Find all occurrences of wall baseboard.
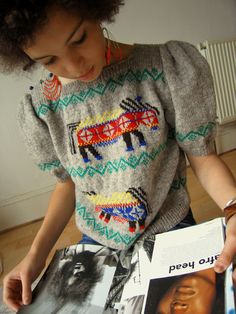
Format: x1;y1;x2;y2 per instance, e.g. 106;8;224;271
0;185;54;232
215;122;236;154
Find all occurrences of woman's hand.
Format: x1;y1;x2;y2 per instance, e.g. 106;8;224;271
187;153;236;282
3;179;76;312
214;214;236;282
3;252;45;312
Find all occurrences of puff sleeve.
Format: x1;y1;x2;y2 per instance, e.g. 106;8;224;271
18;93;70;182
160;41;217;156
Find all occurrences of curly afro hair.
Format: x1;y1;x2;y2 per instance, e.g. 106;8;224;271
0;0;124;73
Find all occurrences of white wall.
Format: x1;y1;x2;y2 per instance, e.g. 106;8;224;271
109;0;236;45
1;0;236;230
0;71;56;230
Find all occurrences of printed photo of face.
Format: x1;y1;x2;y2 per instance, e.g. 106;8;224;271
144;268;225;314
157;269;216;314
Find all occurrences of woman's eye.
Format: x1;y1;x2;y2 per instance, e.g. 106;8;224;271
74;262;85;273
42;32;87;66
44;57;56;66
73;32;87;45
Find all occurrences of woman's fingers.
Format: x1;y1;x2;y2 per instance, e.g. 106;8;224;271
21;271;32;305
3;277;23;312
214;216;236;275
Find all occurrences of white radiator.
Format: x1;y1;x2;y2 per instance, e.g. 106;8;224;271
198;40;236;125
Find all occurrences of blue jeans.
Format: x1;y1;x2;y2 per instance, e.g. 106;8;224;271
79;233;100;245
169;208;196;231
79;209;196;245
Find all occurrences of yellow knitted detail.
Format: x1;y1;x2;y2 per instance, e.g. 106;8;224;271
87;191;137;205
76;108;123;131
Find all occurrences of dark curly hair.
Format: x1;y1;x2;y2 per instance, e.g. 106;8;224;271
0;0;124;73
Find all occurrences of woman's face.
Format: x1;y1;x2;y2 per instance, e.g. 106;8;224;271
156;269;216;314
23;5;107;81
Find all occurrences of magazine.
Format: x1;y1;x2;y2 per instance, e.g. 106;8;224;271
18;218;235;314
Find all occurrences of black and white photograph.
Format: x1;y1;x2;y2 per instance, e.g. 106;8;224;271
18;244;117;314
109;237;155;313
118;295;145;314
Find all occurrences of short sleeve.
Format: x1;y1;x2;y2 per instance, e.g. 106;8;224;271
160;41;217;156
18;93;70;182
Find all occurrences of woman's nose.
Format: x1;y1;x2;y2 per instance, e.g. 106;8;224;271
63;53;85;75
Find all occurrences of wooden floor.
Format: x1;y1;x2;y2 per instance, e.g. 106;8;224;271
0;150;235;286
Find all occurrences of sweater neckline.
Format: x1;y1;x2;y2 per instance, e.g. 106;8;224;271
59;43;141;96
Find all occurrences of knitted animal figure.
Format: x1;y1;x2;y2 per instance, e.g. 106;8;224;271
68;96;159;162
85;187;150;232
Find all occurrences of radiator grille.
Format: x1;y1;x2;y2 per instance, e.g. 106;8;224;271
199;40;236;124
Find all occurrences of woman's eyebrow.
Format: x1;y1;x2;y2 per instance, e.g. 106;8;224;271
65;19;83;45
33;19;83;61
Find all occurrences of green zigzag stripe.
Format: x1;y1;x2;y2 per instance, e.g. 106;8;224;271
176;122;216;142
171;177;186;189
36;68;164;117
38;160;62;171
67;142;167;178
76;203;139;246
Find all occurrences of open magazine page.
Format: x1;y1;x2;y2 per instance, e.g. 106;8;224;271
16;218;235;314
17;244;117;314
111;237;155;314
142;218;235;314
150;218;225;278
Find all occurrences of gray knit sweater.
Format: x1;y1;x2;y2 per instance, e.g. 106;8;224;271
18;41;216;250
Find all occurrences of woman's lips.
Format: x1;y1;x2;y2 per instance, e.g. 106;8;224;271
175;286;196;295
173;286;197;301
78;66;94;81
